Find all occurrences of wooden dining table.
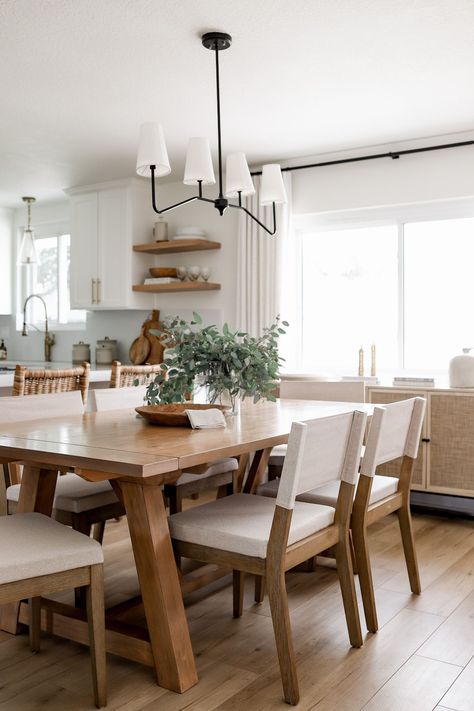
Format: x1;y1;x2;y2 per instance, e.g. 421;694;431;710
0;397;373;694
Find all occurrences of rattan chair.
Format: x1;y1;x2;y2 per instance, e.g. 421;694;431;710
13;361;90;404
109;360;163;388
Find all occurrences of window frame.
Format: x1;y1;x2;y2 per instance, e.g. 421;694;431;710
292;198;474;375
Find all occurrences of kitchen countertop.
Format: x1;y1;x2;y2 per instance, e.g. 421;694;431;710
0;361;113;389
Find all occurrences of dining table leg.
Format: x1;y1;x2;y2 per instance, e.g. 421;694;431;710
0;465;58;634
119;479;198;693
243;447;273;494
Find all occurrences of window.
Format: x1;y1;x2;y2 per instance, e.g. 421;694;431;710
20;232;86;328
295;212;474;374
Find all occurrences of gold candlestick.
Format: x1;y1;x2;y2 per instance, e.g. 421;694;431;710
358;347;364;376
371;344;376;377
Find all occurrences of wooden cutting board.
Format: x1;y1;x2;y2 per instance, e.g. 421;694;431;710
129;327;151;365
142;310;164;365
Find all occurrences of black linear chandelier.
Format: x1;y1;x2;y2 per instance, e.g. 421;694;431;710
136;32;287;236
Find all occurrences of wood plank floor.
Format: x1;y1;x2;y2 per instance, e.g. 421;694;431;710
1;504;474;710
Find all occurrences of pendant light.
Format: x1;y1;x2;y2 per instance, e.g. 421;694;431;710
137;32;287;236
18;197;38;265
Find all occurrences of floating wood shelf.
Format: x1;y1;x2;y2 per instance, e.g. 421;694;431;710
133;282;221;294
133;239;221;255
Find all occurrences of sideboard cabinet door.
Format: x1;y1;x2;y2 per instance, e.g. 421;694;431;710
429;393;474;496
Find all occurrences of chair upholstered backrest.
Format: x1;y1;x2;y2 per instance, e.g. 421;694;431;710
109;361;162;388
280;379;365;403
276;410;367;510
91;385;148;412
361;397;426;477
0;390;84;424
12;362;90;404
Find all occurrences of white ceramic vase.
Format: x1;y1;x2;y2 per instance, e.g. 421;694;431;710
449;348;474;388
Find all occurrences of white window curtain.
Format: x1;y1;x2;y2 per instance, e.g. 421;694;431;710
236;172;294;345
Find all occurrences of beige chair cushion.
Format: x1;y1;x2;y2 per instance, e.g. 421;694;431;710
7;473;118;514
174;457;238;487
268;444;287;466
0;512;103;584
170;492;335;559
258;474;399;507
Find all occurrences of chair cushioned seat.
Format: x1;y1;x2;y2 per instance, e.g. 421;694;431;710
0;512;103;584
7;473;119;514
174;457;238;487
258;474;399;507
268;444;287;466
169;492;335;558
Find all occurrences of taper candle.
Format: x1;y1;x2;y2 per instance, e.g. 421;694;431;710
371;344;376;377
358;347;364;376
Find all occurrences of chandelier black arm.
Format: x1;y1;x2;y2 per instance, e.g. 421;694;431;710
150;165;202;215
228;201;277;236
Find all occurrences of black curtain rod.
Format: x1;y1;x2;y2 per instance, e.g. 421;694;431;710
250;139;474;177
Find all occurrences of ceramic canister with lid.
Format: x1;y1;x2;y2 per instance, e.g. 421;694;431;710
449;348;474;387
95;337;118;365
72;341;91;363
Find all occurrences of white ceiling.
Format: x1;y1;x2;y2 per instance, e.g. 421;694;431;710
1;0;473;207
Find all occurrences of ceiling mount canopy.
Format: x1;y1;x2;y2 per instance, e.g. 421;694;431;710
18;196;38;265
136;31;287;236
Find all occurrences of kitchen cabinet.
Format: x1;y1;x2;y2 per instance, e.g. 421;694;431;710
367;386;474;497
67;180;151;310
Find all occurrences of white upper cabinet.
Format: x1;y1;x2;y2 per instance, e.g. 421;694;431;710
67;180;151;310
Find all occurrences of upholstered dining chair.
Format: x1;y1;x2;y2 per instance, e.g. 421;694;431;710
103;371;239;515
170;410;367;705
267;379;366;478
3;391;125;545
260;397;426;634
0;512;106;707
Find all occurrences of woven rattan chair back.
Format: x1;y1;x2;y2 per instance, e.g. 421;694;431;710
109;360;162;388
12;362;90;405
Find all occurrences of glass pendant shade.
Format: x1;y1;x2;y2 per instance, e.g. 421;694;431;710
183;137;216;185
225;152;255;197
136;122;171;177
18;228;37;265
259;164;287;205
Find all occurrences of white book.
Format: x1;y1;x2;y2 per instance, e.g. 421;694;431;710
143;277;181;285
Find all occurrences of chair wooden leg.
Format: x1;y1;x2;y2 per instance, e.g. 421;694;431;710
29;597;41;653
266;569;299;705
351;520;378;633
72;516;93;608
168;488;182;515
349;530;358;575
86;565;107;709
398;504;421;594
233;570;245;618
334;534;363;648
93;521;106;544
254;575;265;603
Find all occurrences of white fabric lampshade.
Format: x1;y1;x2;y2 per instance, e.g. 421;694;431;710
183;137;215;185
259;164;287;205
225;152;255;197
136;122;171;178
17;228;37;265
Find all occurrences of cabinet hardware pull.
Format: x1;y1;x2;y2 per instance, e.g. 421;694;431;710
96;278;101;304
91;278;96;304
421;437;431;443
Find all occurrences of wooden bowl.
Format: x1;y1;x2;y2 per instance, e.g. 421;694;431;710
149;267;178;278
135;402;229;427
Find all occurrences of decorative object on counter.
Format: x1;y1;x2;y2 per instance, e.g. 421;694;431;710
149;267;178;278
135;402;229;427
449;348;474;387
371;344;376;377
144;311;287;415
136;32;286;235
95;337;118;366
18;196;38;265
358;346;364;376
21;293;55;362
72;341;91;364
342;375;379;384
0;339;7;360
200;266;210;282
153;219;168;241
128;311;164;365
129;327;151;365
392;376;435;387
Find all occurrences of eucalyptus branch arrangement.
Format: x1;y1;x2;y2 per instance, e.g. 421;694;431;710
144;313;288;409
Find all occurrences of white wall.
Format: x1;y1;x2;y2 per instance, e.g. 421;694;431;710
290;139;474;215
0;207;12;316
0;180;239;363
